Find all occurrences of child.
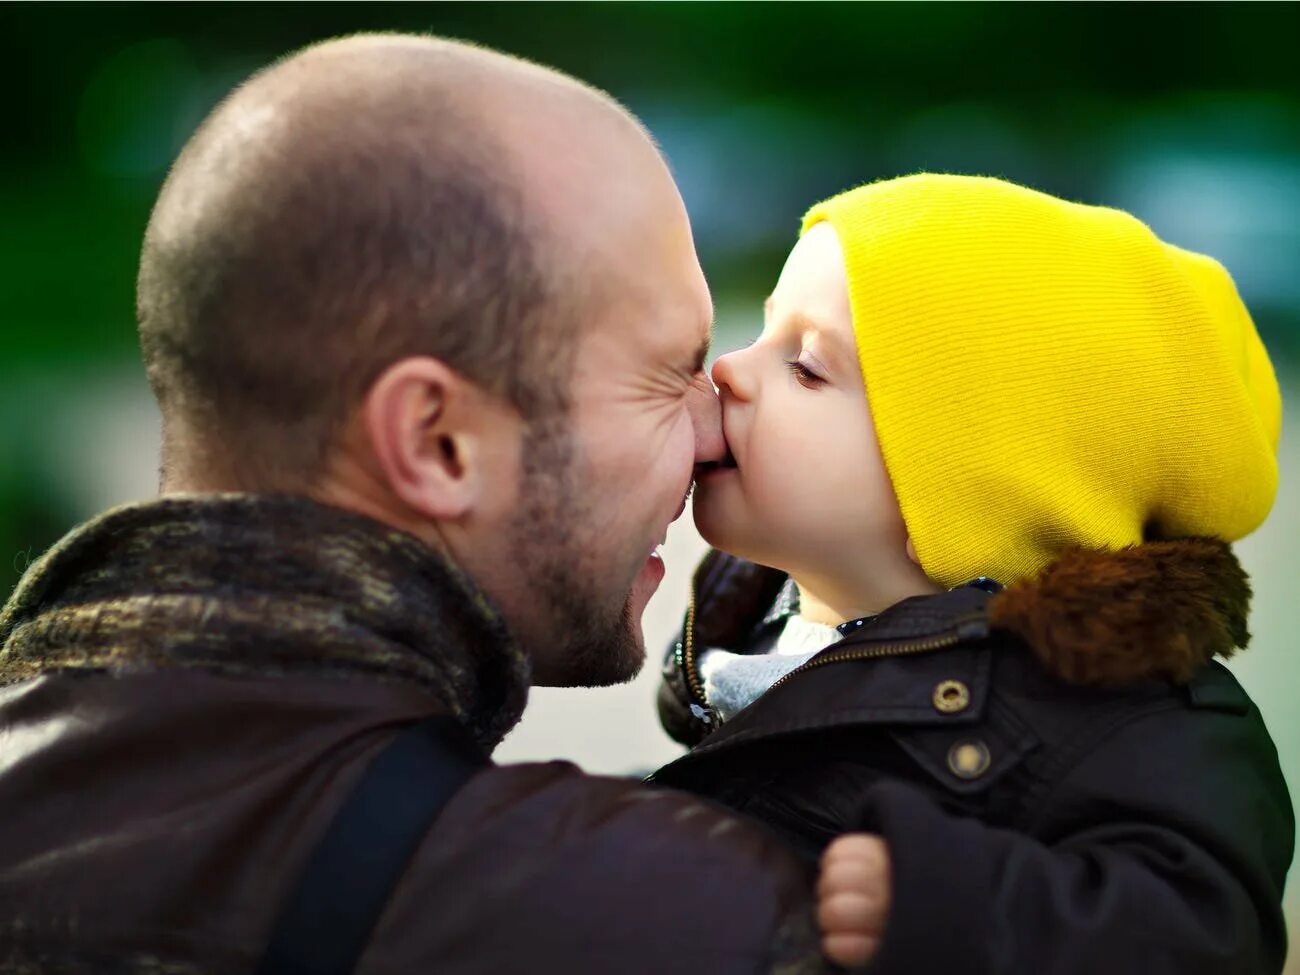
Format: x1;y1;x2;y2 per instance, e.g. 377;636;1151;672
651;175;1293;972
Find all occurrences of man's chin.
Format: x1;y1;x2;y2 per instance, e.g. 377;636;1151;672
563;652;645;689
573;612;645;688
530;596;645;688
532;649;644;689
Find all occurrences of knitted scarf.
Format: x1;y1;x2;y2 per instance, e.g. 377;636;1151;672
0;493;530;750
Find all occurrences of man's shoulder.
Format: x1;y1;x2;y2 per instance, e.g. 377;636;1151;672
363;760;822;973
453;758;811;872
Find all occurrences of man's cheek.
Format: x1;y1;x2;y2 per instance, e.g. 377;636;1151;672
640;409;696;497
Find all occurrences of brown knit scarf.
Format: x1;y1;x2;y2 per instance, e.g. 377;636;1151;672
0;493;530;750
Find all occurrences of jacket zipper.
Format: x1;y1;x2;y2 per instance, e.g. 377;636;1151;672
765;631;963;694
678;582;980;729
676;588;711;711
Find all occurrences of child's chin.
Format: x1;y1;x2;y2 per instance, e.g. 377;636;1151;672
692;508;731;552
693;509;756;562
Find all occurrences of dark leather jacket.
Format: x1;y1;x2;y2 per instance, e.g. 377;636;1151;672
653;542;1294;973
0;495;828;974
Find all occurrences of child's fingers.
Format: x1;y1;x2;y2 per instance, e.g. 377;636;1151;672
819;834;891;904
821;834;889;869
818;891;885;933
817;853;879;898
817;833;892;967
822;932;879;969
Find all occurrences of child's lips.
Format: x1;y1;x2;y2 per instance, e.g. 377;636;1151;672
697;446;738;477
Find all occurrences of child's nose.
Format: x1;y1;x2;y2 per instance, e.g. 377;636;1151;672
711;350;752;402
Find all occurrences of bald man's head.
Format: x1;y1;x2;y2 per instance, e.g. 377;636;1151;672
137;34;662;490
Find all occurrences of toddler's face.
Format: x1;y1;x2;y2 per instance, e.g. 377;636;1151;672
693;224;907;577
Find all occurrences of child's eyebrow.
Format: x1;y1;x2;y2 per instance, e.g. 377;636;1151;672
764;298;853;365
789;311;853;363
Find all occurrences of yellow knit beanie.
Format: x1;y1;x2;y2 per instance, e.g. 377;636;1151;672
802;174;1282;589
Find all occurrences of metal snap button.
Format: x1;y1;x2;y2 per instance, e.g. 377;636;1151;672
932;679;970;714
947;740;992;779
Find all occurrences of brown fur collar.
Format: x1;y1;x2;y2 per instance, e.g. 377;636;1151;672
987;538;1252;686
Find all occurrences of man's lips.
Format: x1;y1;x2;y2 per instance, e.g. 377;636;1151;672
646;479;705;563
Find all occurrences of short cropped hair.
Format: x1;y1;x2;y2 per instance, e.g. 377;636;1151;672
137;61;574;490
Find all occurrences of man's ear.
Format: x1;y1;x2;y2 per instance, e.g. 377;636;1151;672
362;356;501;521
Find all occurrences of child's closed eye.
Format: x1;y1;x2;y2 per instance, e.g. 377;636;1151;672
785;359;826;388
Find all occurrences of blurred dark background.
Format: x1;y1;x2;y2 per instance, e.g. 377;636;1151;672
4;4;1300;592
3;3;1298;955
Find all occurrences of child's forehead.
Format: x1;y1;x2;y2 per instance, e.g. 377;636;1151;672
765;225;856;342
763;296;857;360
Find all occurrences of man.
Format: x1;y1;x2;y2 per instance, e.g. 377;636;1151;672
0;34;882;974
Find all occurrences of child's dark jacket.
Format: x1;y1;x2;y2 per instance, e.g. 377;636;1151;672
653;539;1294;973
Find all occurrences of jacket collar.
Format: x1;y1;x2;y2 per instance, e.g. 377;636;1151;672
0;493;531;751
789;536;1252;686
670;538;1253;761
985;537;1252;685
680;586;999;760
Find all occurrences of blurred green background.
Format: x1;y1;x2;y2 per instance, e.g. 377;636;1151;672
3;2;1298;963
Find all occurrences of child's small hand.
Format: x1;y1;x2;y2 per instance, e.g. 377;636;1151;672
817;834;891;968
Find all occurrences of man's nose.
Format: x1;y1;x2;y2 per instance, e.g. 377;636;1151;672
686;373;725;466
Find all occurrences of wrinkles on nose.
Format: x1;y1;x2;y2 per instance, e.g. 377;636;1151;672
686;373;725;466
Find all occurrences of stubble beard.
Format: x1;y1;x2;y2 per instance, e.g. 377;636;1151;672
508;413;644;688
